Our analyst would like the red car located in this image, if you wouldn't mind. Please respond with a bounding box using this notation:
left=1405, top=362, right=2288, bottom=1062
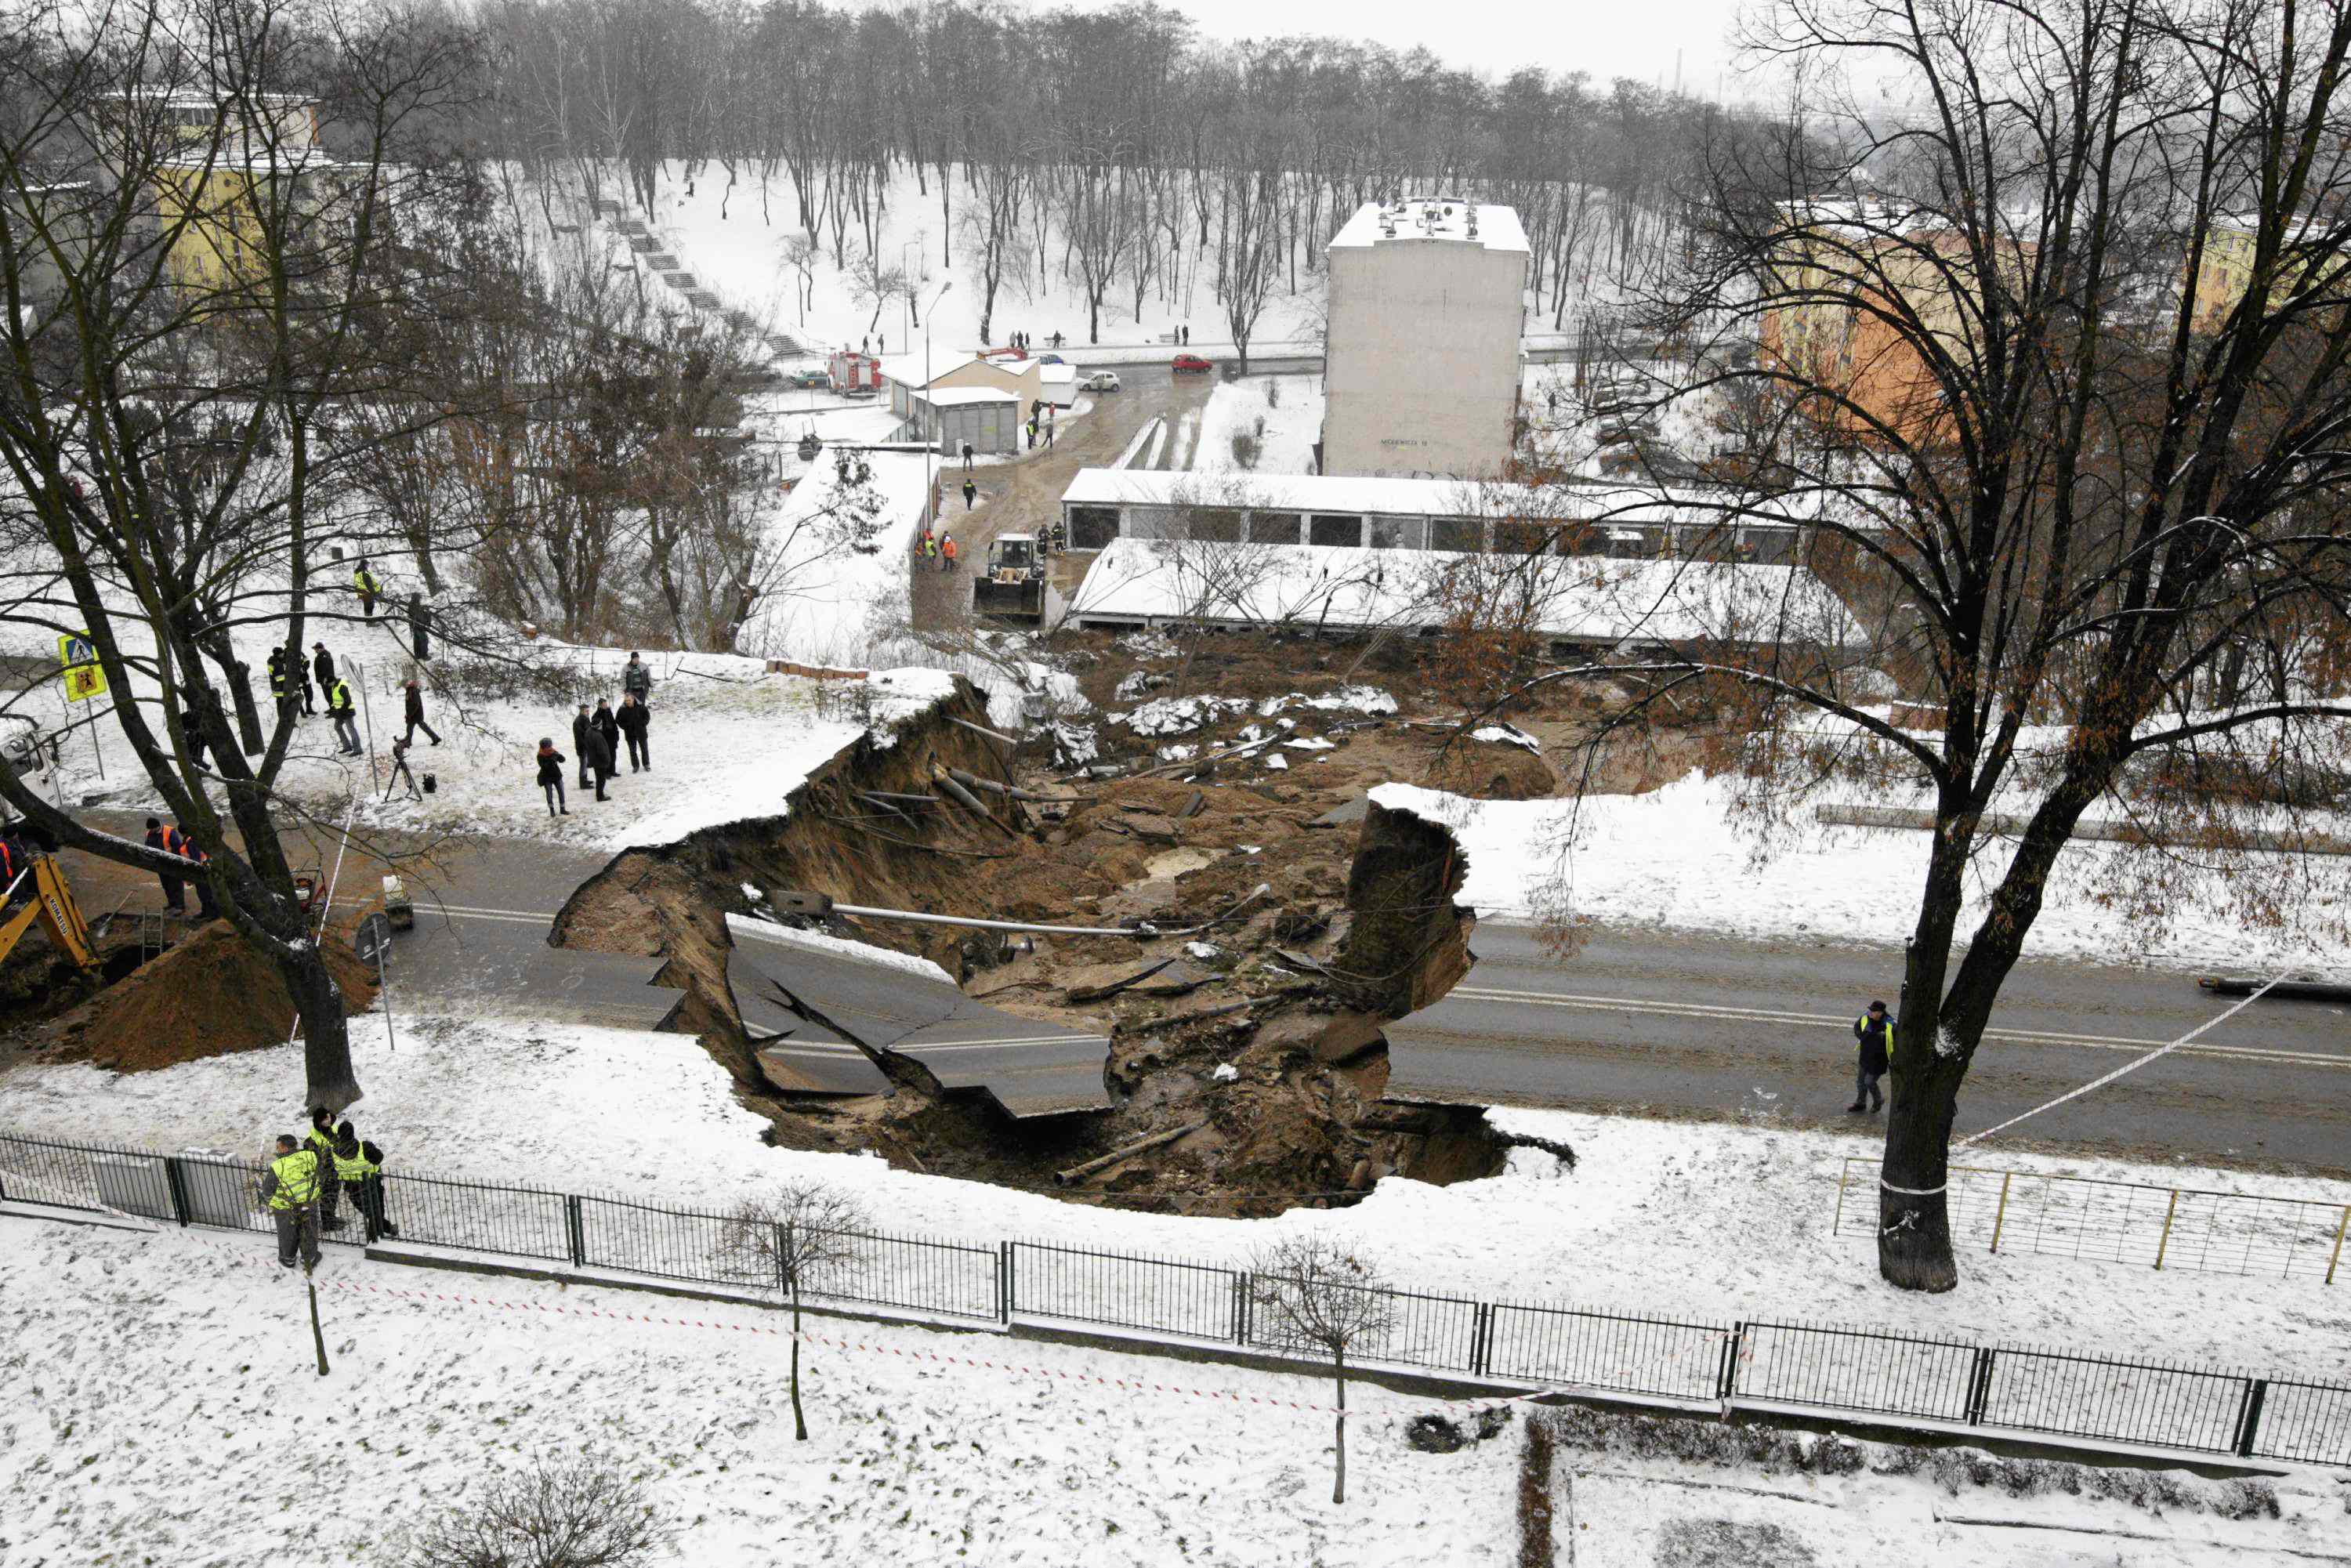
left=1172, top=353, right=1213, bottom=375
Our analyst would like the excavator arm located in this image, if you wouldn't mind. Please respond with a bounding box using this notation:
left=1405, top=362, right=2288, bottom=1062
left=0, top=856, right=100, bottom=972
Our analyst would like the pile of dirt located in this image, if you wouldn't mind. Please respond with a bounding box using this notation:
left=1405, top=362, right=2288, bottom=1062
left=1419, top=737, right=1557, bottom=800
left=47, top=918, right=379, bottom=1073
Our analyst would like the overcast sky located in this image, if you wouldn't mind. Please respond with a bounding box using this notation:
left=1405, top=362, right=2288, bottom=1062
left=1039, top=0, right=1756, bottom=99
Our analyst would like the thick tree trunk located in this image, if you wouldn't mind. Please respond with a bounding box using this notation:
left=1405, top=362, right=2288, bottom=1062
left=1875, top=1055, right=1961, bottom=1291
left=277, top=938, right=360, bottom=1114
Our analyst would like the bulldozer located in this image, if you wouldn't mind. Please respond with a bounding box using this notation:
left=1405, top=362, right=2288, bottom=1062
left=972, top=532, right=1048, bottom=622
left=0, top=850, right=100, bottom=976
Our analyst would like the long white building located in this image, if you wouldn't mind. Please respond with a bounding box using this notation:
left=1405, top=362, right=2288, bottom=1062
left=1319, top=197, right=1529, bottom=479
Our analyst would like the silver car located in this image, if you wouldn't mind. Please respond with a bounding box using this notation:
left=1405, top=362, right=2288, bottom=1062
left=1080, top=371, right=1121, bottom=393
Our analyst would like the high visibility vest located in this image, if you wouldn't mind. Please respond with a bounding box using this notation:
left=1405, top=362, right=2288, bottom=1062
left=330, top=680, right=353, bottom=714
left=353, top=568, right=381, bottom=595
left=332, top=1141, right=379, bottom=1182
left=267, top=1150, right=321, bottom=1210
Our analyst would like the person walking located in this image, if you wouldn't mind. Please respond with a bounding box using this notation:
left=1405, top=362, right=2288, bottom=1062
left=1025, top=417, right=1037, bottom=451
left=591, top=697, right=621, bottom=773
left=143, top=816, right=186, bottom=914
left=352, top=558, right=382, bottom=617
left=327, top=675, right=361, bottom=755
left=536, top=738, right=568, bottom=816
left=961, top=476, right=976, bottom=511
left=617, top=693, right=650, bottom=773
left=571, top=704, right=594, bottom=791
left=259, top=1133, right=323, bottom=1269
left=1850, top=1000, right=1893, bottom=1113
left=961, top=441, right=974, bottom=473
left=401, top=679, right=440, bottom=746
left=331, top=1121, right=398, bottom=1242
left=940, top=532, right=958, bottom=572
left=621, top=650, right=653, bottom=710
left=306, top=1105, right=346, bottom=1231
left=176, top=823, right=221, bottom=921
left=309, top=642, right=335, bottom=710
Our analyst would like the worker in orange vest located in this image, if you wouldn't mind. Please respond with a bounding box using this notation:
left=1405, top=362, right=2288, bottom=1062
left=940, top=533, right=958, bottom=572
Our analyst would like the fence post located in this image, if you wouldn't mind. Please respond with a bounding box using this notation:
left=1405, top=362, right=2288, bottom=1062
left=1964, top=1348, right=1995, bottom=1425
left=1988, top=1172, right=2012, bottom=1255
left=2233, top=1378, right=2269, bottom=1458
left=999, top=1241, right=1015, bottom=1325
left=1234, top=1272, right=1252, bottom=1346
left=2154, top=1189, right=2180, bottom=1271
left=1716, top=1322, right=1745, bottom=1403
left=2327, top=1205, right=2349, bottom=1287
left=564, top=1195, right=585, bottom=1267
left=1832, top=1159, right=1853, bottom=1235
left=1470, top=1304, right=1491, bottom=1377
left=161, top=1156, right=194, bottom=1227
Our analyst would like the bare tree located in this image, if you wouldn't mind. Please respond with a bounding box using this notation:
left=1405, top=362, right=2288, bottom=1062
left=719, top=1180, right=871, bottom=1441
left=1248, top=1236, right=1396, bottom=1505
left=1527, top=0, right=2351, bottom=1293
left=400, top=1451, right=675, bottom=1568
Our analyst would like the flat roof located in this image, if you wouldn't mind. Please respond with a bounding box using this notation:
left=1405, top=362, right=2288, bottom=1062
left=1329, top=198, right=1528, bottom=255
left=916, top=386, right=1017, bottom=407
left=1058, top=468, right=1835, bottom=528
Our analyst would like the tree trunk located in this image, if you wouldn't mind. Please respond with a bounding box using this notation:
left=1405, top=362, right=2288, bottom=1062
left=277, top=938, right=361, bottom=1114
left=1875, top=1063, right=1960, bottom=1291
left=791, top=1291, right=809, bottom=1440
left=1331, top=1349, right=1347, bottom=1504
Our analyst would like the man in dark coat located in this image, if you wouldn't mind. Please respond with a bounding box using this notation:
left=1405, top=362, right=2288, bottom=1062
left=616, top=693, right=650, bottom=773
left=143, top=816, right=185, bottom=914
left=592, top=697, right=620, bottom=766
left=402, top=679, right=440, bottom=745
left=309, top=642, right=334, bottom=716
left=1850, top=1001, right=1893, bottom=1113
left=581, top=720, right=614, bottom=802
left=571, top=704, right=594, bottom=790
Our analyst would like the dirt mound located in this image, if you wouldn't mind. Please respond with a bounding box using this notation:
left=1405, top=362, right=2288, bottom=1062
left=53, top=918, right=380, bottom=1073
left=1420, top=739, right=1557, bottom=800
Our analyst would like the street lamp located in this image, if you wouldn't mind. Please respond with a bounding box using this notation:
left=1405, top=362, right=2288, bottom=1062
left=923, top=279, right=954, bottom=528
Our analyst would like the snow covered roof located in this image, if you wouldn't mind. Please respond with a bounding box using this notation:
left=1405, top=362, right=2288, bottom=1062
left=1058, top=468, right=1823, bottom=530
left=877, top=351, right=982, bottom=387
left=1039, top=363, right=1077, bottom=383
left=1068, top=537, right=1865, bottom=648
left=914, top=386, right=1017, bottom=407
left=1328, top=197, right=1529, bottom=255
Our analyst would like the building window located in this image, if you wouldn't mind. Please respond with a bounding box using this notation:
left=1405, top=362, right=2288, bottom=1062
left=1367, top=516, right=1425, bottom=549
left=1069, top=506, right=1121, bottom=549
left=1494, top=519, right=1554, bottom=555
left=1185, top=509, right=1243, bottom=543
left=1247, top=512, right=1301, bottom=545
left=1309, top=513, right=1363, bottom=548
left=1431, top=517, right=1483, bottom=552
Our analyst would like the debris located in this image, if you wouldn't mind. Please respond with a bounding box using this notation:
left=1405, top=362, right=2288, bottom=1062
left=1185, top=940, right=1221, bottom=960
left=1177, top=789, right=1207, bottom=820
left=1272, top=948, right=1329, bottom=975
left=1264, top=754, right=1289, bottom=771
left=1054, top=1120, right=1208, bottom=1186
left=1471, top=722, right=1542, bottom=753
left=1064, top=956, right=1179, bottom=1002
left=1310, top=797, right=1371, bottom=827
left=932, top=766, right=1018, bottom=838
left=948, top=715, right=1020, bottom=748
left=1284, top=737, right=1336, bottom=751
left=1212, top=1063, right=1240, bottom=1082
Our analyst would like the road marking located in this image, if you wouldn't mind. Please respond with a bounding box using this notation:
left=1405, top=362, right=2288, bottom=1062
left=330, top=897, right=552, bottom=927
left=904, top=1034, right=1112, bottom=1054
left=1445, top=987, right=2351, bottom=1069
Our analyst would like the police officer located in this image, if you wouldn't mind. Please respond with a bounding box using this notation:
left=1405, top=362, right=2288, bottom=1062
left=1850, top=1000, right=1893, bottom=1113
left=266, top=646, right=295, bottom=721
left=331, top=1120, right=398, bottom=1243
left=306, top=1105, right=346, bottom=1230
left=259, top=1132, right=323, bottom=1269
left=328, top=675, right=361, bottom=755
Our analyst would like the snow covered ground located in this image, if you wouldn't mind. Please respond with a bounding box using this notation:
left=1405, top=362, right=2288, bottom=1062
left=0, top=1219, right=1520, bottom=1567
left=3, top=1011, right=2343, bottom=1389
left=1195, top=373, right=1328, bottom=474
left=1371, top=775, right=2351, bottom=974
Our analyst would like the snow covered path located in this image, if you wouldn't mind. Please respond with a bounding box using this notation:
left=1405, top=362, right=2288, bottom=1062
left=0, top=1219, right=1520, bottom=1566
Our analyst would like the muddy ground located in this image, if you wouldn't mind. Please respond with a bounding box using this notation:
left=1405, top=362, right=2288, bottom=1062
left=551, top=635, right=1699, bottom=1216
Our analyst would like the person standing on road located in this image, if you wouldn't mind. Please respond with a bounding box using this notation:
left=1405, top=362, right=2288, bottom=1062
left=536, top=738, right=568, bottom=816
left=571, top=704, right=593, bottom=791
left=1850, top=1000, right=1893, bottom=1113
left=143, top=816, right=186, bottom=914
left=402, top=679, right=441, bottom=746
left=259, top=1133, right=322, bottom=1269
left=617, top=693, right=650, bottom=773
left=961, top=476, right=976, bottom=512
left=331, top=1121, right=397, bottom=1243
left=328, top=675, right=361, bottom=755
left=961, top=441, right=974, bottom=473
left=622, top=650, right=653, bottom=710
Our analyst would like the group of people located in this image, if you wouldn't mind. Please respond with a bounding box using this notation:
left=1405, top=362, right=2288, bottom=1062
left=259, top=1106, right=398, bottom=1269
left=534, top=651, right=654, bottom=817
left=916, top=527, right=960, bottom=570
left=143, top=816, right=219, bottom=920
left=262, top=639, right=443, bottom=762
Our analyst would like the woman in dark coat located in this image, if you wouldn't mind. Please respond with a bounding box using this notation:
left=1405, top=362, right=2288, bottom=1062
left=535, top=739, right=567, bottom=816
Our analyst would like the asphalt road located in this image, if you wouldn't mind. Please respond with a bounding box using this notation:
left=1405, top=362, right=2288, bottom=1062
left=1388, top=923, right=2351, bottom=1173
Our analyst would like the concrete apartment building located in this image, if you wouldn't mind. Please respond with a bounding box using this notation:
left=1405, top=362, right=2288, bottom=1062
left=1319, top=197, right=1529, bottom=478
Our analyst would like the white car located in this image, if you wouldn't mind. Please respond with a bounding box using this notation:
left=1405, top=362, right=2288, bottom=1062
left=1080, top=371, right=1121, bottom=393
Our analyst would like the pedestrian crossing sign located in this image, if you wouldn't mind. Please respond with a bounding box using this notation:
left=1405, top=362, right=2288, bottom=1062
left=57, top=632, right=106, bottom=701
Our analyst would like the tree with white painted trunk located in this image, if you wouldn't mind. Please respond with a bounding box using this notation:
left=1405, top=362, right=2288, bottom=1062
left=1248, top=1237, right=1396, bottom=1505
left=720, top=1182, right=871, bottom=1441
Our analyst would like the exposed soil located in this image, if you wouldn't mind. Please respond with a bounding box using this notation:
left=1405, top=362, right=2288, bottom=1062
left=31, top=916, right=381, bottom=1074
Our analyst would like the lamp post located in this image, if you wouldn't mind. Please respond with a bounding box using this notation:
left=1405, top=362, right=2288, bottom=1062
left=923, top=280, right=954, bottom=528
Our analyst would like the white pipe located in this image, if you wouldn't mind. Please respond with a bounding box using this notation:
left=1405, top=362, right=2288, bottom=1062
left=830, top=882, right=1270, bottom=940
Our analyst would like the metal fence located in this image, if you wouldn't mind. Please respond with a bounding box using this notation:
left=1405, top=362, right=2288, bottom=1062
left=4, top=1129, right=2346, bottom=1468
left=1834, top=1157, right=2351, bottom=1284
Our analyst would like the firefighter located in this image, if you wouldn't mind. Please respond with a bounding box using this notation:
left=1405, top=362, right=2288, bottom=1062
left=259, top=1133, right=322, bottom=1269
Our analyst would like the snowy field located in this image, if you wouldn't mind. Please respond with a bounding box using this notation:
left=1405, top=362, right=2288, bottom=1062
left=1372, top=777, right=2351, bottom=974
left=0, top=1219, right=1520, bottom=1567
left=3, top=1011, right=2345, bottom=1389
left=1195, top=373, right=1328, bottom=474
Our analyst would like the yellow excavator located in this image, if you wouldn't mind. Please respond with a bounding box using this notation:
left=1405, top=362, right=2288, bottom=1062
left=0, top=851, right=101, bottom=974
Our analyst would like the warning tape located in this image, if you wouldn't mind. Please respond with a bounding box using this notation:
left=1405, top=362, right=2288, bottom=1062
left=2, top=1164, right=1715, bottom=1422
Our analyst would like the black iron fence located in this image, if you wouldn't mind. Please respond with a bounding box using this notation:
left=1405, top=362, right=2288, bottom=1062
left=3, top=1128, right=2346, bottom=1469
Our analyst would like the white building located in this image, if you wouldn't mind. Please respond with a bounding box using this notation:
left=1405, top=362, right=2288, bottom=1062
left=1320, top=197, right=1530, bottom=479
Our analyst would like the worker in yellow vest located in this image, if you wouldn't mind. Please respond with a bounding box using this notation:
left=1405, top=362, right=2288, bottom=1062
left=259, top=1133, right=323, bottom=1269
left=331, top=1120, right=398, bottom=1244
left=352, top=559, right=382, bottom=617
left=306, top=1106, right=348, bottom=1231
